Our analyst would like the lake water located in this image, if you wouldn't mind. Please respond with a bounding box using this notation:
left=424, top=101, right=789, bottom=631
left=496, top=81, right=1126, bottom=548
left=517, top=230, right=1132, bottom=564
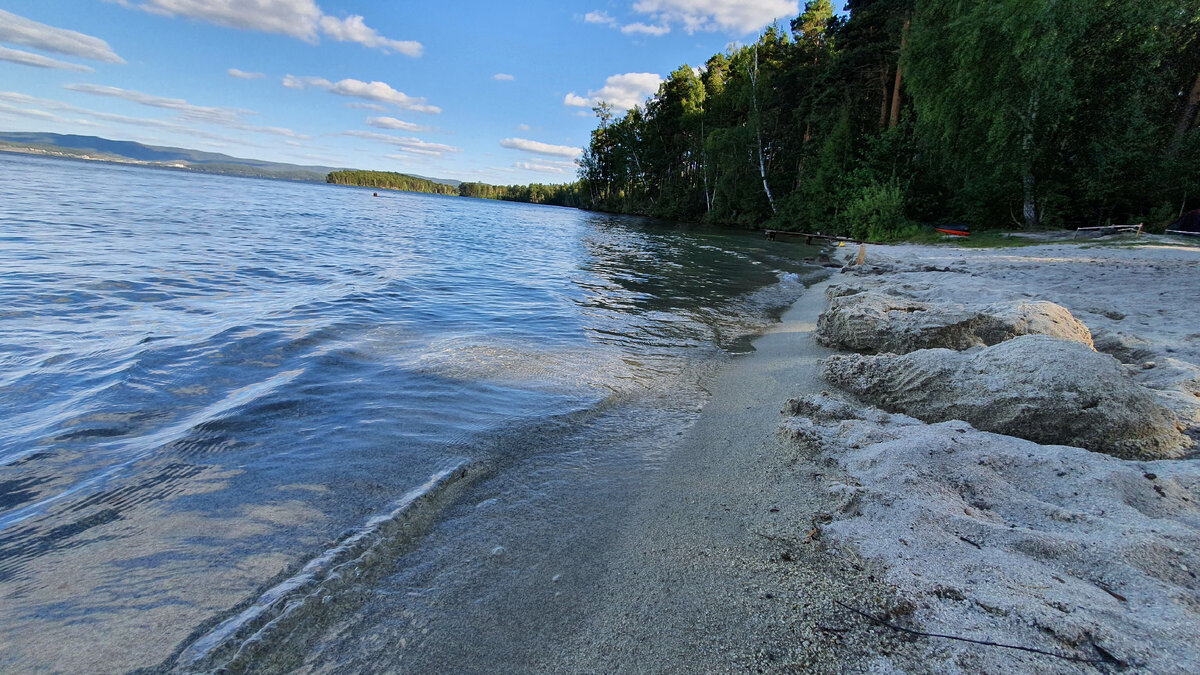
left=0, top=153, right=821, bottom=672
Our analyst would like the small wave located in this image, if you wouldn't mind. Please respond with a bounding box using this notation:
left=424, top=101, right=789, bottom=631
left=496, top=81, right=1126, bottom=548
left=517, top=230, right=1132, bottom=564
left=173, top=461, right=476, bottom=671
left=0, top=369, right=304, bottom=531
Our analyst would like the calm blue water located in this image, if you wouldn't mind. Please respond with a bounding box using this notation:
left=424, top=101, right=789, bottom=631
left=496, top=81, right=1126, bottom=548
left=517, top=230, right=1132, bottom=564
left=0, top=153, right=820, bottom=671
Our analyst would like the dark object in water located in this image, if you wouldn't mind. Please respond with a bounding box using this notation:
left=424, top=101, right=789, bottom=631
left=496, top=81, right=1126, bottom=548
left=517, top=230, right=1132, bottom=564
left=933, top=224, right=970, bottom=237
left=1167, top=209, right=1200, bottom=237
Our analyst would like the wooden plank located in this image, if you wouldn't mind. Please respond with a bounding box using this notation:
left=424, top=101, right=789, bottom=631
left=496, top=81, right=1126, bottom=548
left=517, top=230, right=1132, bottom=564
left=764, top=229, right=876, bottom=245
left=1074, top=223, right=1143, bottom=238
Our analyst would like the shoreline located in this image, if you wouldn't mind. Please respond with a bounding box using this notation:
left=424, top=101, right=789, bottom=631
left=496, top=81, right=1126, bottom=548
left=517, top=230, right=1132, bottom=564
left=541, top=275, right=929, bottom=672
left=548, top=239, right=1200, bottom=672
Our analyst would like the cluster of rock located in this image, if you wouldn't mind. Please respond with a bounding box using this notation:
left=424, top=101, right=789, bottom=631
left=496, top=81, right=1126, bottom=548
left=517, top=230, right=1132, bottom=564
left=779, top=393, right=1200, bottom=672
left=815, top=283, right=1190, bottom=459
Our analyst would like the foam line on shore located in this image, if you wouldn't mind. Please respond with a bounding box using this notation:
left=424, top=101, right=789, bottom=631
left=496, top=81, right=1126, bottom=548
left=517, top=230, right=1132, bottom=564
left=175, top=460, right=473, bottom=670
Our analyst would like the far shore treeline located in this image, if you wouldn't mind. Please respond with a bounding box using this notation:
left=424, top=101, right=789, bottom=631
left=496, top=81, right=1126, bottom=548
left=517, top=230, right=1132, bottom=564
left=576, top=0, right=1200, bottom=239
left=326, top=169, right=585, bottom=207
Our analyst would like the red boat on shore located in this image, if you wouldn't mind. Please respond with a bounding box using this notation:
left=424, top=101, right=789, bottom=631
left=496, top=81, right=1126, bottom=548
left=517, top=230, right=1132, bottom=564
left=934, top=224, right=970, bottom=237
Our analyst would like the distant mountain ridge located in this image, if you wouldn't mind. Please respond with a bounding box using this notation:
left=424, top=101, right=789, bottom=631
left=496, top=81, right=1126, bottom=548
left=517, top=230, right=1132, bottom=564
left=0, top=132, right=460, bottom=186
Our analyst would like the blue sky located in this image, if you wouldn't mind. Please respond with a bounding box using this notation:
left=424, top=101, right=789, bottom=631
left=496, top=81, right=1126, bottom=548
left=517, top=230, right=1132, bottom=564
left=0, top=0, right=841, bottom=184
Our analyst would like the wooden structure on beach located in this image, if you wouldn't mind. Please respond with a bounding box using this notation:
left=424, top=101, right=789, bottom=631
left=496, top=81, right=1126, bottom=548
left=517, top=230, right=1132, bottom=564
left=1073, top=223, right=1143, bottom=238
left=764, top=229, right=876, bottom=245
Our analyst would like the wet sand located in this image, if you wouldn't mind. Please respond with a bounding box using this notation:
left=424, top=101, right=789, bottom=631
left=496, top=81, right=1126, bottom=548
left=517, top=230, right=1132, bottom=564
left=541, top=278, right=929, bottom=673
left=545, top=237, right=1200, bottom=673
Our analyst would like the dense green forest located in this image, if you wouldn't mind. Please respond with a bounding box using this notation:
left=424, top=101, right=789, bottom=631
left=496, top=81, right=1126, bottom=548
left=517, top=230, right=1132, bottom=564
left=577, top=0, right=1200, bottom=238
left=458, top=181, right=584, bottom=206
left=327, top=169, right=459, bottom=195
left=329, top=169, right=586, bottom=207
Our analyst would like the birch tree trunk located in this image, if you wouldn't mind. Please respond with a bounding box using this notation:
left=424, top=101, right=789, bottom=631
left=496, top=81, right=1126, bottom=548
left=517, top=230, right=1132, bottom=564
left=749, top=44, right=776, bottom=214
left=1021, top=93, right=1039, bottom=229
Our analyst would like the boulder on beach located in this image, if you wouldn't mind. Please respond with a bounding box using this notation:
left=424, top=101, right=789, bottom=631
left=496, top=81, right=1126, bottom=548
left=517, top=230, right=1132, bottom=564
left=823, top=334, right=1188, bottom=459
left=779, top=393, right=1200, bottom=672
left=815, top=289, right=1093, bottom=354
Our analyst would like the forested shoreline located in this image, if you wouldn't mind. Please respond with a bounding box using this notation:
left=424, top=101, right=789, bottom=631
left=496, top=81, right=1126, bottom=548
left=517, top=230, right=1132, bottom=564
left=327, top=169, right=585, bottom=207
left=577, top=0, right=1200, bottom=238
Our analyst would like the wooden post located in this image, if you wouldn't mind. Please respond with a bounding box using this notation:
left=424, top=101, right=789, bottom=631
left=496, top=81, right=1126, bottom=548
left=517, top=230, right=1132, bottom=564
left=855, top=245, right=866, bottom=266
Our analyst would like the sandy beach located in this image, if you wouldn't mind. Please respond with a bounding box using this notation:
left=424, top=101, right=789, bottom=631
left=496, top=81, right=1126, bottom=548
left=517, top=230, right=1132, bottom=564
left=548, top=237, right=1200, bottom=673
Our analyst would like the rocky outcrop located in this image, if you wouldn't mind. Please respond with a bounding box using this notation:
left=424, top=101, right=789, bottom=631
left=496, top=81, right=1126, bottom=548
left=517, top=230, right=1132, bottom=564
left=815, top=289, right=1093, bottom=354
left=823, top=335, right=1188, bottom=459
left=779, top=393, right=1200, bottom=673
left=975, top=300, right=1094, bottom=348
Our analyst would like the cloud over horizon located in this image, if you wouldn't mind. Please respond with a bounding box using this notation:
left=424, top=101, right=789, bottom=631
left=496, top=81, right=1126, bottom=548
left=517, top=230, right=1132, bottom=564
left=64, top=82, right=306, bottom=138
left=631, top=0, right=798, bottom=34
left=0, top=9, right=125, bottom=64
left=500, top=137, right=583, bottom=159
left=283, top=75, right=441, bottom=114
left=0, top=90, right=249, bottom=145
left=514, top=159, right=580, bottom=174
left=227, top=68, right=265, bottom=79
left=563, top=72, right=663, bottom=112
left=119, top=0, right=422, bottom=55
left=366, top=116, right=431, bottom=132
left=583, top=9, right=668, bottom=37
left=343, top=129, right=460, bottom=157
left=318, top=14, right=422, bottom=56
left=0, top=46, right=95, bottom=72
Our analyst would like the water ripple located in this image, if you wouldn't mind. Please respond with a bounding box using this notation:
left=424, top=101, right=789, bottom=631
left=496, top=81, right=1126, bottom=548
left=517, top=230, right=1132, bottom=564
left=0, top=153, right=821, bottom=672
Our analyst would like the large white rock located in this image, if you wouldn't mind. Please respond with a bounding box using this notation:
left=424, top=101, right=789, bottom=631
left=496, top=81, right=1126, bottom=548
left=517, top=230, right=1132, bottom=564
left=823, top=334, right=1188, bottom=459
left=815, top=289, right=1093, bottom=354
left=779, top=393, right=1200, bottom=673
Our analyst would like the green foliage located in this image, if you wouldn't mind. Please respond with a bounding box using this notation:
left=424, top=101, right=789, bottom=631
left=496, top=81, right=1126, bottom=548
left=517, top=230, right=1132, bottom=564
left=840, top=179, right=913, bottom=241
left=576, top=0, right=1200, bottom=234
left=328, top=170, right=585, bottom=207
left=327, top=170, right=458, bottom=195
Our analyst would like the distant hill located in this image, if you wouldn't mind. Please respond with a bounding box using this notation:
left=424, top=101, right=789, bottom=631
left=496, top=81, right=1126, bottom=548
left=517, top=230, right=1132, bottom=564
left=0, top=132, right=460, bottom=187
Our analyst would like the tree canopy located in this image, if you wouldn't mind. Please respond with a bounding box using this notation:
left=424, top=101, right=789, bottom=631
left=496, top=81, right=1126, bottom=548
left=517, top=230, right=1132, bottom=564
left=328, top=169, right=585, bottom=207
left=577, top=0, right=1200, bottom=236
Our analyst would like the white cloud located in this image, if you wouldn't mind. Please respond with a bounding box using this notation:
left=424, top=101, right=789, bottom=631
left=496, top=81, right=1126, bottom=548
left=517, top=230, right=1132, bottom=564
left=284, top=75, right=441, bottom=113
left=0, top=9, right=125, bottom=64
left=65, top=82, right=247, bottom=124
left=631, top=0, right=798, bottom=34
left=345, top=102, right=386, bottom=111
left=366, top=116, right=430, bottom=132
left=621, top=22, right=670, bottom=36
left=227, top=68, right=265, bottom=79
left=514, top=159, right=579, bottom=174
left=517, top=123, right=531, bottom=131
left=493, top=73, right=515, bottom=81
left=122, top=1, right=420, bottom=55
left=563, top=93, right=591, bottom=107
left=62, top=83, right=307, bottom=138
left=0, top=46, right=94, bottom=72
left=500, top=137, right=583, bottom=159
left=584, top=10, right=617, bottom=26
left=0, top=101, right=95, bottom=126
left=130, top=0, right=323, bottom=40
left=0, top=90, right=245, bottom=144
left=343, top=130, right=460, bottom=157
left=282, top=74, right=326, bottom=89
left=318, top=14, right=422, bottom=56
left=563, top=72, right=663, bottom=111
